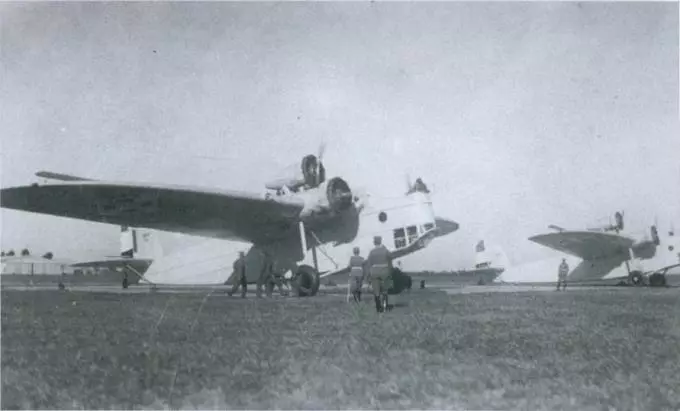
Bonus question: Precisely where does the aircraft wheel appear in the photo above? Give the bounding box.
[648,273,667,287]
[629,271,644,287]
[478,278,486,286]
[293,265,320,297]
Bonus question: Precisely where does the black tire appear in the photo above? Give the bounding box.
[478,278,486,286]
[649,273,667,287]
[629,271,644,287]
[293,265,320,297]
[388,268,409,295]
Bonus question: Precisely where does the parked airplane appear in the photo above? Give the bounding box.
[69,226,157,285]
[2,149,459,296]
[503,212,680,287]
[407,239,507,288]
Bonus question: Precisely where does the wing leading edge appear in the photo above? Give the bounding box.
[1,182,304,245]
[529,231,634,261]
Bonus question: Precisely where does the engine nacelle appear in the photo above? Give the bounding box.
[651,225,660,245]
[615,211,624,231]
[299,177,353,218]
[265,154,325,191]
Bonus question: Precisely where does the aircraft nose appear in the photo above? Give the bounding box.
[435,218,459,236]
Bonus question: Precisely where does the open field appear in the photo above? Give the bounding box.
[2,287,680,410]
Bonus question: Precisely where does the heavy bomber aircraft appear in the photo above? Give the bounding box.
[1,148,460,296]
[523,211,680,287]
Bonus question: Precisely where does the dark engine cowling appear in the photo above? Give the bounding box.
[265,154,325,191]
[301,154,325,187]
[301,177,353,218]
[301,154,319,187]
[651,225,660,245]
[325,177,352,212]
[615,212,624,231]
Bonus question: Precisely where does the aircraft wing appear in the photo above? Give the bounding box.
[568,256,628,281]
[529,231,635,261]
[1,182,304,245]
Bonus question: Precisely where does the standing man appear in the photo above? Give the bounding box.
[348,247,366,303]
[258,250,274,298]
[557,258,569,291]
[268,261,288,297]
[228,251,248,298]
[367,236,393,313]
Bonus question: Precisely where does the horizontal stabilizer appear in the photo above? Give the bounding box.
[70,258,153,269]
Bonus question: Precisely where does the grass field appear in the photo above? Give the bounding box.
[2,287,680,410]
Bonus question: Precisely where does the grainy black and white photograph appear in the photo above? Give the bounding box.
[1,1,679,409]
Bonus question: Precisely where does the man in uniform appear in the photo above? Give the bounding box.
[257,250,275,298]
[557,258,569,291]
[267,261,288,297]
[367,236,393,313]
[227,251,248,298]
[348,247,366,303]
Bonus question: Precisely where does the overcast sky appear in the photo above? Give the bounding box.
[1,2,678,270]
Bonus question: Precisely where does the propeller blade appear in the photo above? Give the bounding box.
[317,142,326,161]
[315,141,326,186]
[404,173,413,192]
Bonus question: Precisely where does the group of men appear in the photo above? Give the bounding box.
[225,235,394,313]
[227,250,287,298]
[348,235,393,313]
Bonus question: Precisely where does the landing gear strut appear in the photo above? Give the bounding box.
[294,221,321,297]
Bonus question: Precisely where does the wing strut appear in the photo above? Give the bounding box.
[297,220,336,272]
[308,230,339,270]
[124,263,157,289]
[298,221,308,257]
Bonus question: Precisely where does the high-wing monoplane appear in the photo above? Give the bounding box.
[526,212,680,286]
[2,149,459,295]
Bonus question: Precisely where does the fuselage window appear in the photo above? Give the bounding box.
[394,228,406,249]
[407,225,418,244]
[378,212,387,223]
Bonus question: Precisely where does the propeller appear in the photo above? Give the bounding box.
[404,173,413,193]
[315,142,326,187]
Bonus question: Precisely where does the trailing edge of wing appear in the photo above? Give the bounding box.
[529,230,635,261]
[1,181,304,244]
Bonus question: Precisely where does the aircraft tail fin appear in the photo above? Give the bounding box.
[120,226,163,260]
[474,240,510,270]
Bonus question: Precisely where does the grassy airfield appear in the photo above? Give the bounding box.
[2,287,680,410]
